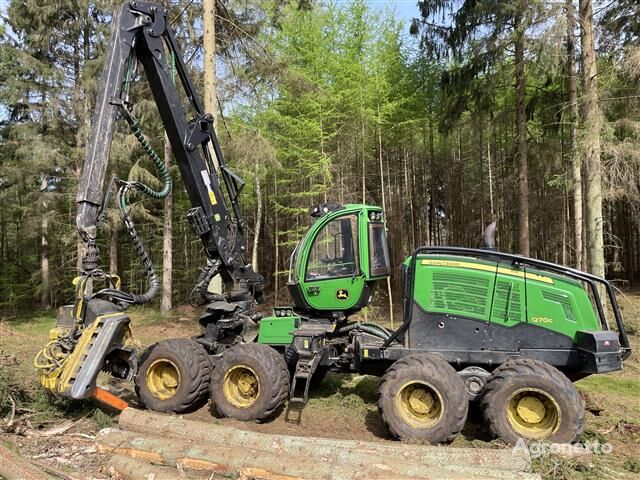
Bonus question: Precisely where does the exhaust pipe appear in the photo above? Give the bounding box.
[483,222,497,250]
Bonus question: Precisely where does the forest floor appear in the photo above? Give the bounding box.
[0,290,639,480]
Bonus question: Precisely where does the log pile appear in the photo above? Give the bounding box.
[96,408,541,480]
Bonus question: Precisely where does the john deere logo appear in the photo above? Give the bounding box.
[336,289,349,300]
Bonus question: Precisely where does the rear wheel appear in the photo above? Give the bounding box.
[135,338,212,413]
[481,358,584,444]
[210,343,289,422]
[378,353,468,444]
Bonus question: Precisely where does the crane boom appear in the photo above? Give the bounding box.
[35,0,263,401]
[76,0,262,300]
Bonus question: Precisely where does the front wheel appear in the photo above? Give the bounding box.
[210,343,289,422]
[378,353,468,444]
[480,358,584,444]
[135,338,212,413]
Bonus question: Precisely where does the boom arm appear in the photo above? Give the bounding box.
[76,1,262,304]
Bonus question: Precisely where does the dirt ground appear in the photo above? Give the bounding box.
[1,290,639,480]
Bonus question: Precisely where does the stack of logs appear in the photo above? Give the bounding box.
[97,408,541,480]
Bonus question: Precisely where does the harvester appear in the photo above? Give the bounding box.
[35,1,631,446]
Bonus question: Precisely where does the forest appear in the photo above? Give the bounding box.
[0,0,638,313]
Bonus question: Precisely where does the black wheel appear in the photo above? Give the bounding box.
[378,353,468,444]
[309,366,329,387]
[481,358,585,444]
[210,343,289,422]
[135,338,212,413]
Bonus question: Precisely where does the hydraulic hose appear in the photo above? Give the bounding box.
[126,115,172,199]
[121,207,159,304]
[94,105,172,307]
[337,322,391,340]
[189,258,224,306]
[366,323,393,337]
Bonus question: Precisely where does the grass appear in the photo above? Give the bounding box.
[577,376,640,397]
[310,374,380,413]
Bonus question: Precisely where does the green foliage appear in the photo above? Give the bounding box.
[623,459,640,474]
[92,408,114,429]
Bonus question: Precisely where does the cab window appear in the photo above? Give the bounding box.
[369,223,390,277]
[306,215,359,281]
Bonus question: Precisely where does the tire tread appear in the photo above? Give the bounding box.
[378,353,468,444]
[210,343,289,422]
[135,338,212,413]
[480,358,584,444]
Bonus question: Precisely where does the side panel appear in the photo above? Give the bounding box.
[258,316,299,345]
[413,258,497,322]
[411,256,601,343]
[408,256,581,357]
[525,268,600,339]
[406,303,578,366]
[490,270,526,327]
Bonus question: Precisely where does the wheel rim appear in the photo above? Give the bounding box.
[507,388,561,439]
[223,365,260,408]
[396,381,444,429]
[146,359,180,400]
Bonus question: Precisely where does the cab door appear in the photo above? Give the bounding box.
[301,214,365,311]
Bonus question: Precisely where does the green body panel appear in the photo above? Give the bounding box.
[410,255,600,340]
[291,204,389,311]
[258,315,300,345]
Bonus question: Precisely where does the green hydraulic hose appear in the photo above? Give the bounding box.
[127,115,172,199]
[97,47,176,306]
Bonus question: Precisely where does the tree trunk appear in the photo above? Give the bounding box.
[567,0,583,270]
[252,162,262,273]
[203,0,217,135]
[579,0,604,278]
[377,112,394,328]
[428,117,437,245]
[515,20,530,256]
[110,223,118,274]
[203,0,223,295]
[274,173,280,304]
[160,135,173,313]
[41,199,50,310]
[488,142,495,219]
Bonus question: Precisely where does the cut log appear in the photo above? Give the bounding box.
[118,408,532,473]
[97,428,540,480]
[108,454,190,480]
[237,468,306,480]
[0,444,52,480]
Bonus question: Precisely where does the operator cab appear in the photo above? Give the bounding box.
[287,203,391,317]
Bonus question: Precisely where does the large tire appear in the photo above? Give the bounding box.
[378,353,468,444]
[481,358,585,444]
[210,343,289,422]
[135,338,212,413]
